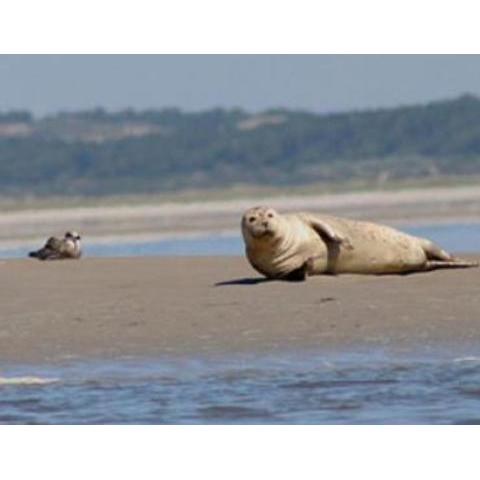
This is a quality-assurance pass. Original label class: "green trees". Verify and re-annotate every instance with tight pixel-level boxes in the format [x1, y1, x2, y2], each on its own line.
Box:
[1, 95, 480, 196]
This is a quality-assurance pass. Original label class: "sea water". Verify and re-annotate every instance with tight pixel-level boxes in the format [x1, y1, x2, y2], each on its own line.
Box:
[2, 348, 480, 424]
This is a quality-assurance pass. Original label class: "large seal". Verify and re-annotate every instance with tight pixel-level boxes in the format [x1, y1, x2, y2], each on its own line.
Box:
[29, 231, 82, 261]
[241, 206, 478, 280]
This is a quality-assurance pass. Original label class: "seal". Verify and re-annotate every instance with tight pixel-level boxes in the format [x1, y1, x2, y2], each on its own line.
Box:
[29, 231, 82, 261]
[241, 206, 478, 280]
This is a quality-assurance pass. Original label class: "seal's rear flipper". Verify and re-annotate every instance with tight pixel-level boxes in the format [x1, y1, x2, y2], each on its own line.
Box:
[28, 248, 51, 260]
[420, 239, 455, 261]
[423, 259, 479, 271]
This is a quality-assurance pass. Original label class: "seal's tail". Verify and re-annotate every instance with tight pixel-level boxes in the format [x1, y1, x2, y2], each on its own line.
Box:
[29, 249, 49, 260]
[423, 259, 479, 271]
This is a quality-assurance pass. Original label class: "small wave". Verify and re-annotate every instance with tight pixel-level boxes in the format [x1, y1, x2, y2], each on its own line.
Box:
[452, 356, 480, 363]
[0, 376, 58, 386]
[198, 405, 275, 420]
[281, 379, 397, 389]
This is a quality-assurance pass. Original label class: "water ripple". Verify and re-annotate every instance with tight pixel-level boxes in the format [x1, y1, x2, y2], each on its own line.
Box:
[2, 349, 480, 424]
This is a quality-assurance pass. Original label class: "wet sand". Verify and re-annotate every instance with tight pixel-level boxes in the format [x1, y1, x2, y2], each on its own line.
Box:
[1, 256, 479, 363]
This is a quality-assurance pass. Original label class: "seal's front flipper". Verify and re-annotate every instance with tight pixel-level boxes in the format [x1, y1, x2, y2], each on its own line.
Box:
[281, 257, 324, 281]
[282, 263, 308, 282]
[335, 235, 354, 250]
[307, 216, 354, 250]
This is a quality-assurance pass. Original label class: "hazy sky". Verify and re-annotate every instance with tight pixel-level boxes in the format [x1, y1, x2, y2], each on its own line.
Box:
[1, 55, 480, 116]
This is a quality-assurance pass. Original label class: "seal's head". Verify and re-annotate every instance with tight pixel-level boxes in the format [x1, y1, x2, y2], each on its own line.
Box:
[241, 206, 282, 243]
[65, 231, 81, 241]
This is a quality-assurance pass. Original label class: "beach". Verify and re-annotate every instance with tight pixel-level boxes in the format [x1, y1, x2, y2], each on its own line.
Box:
[1, 256, 479, 363]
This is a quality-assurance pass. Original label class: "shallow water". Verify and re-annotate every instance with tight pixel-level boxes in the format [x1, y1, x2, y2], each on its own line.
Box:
[2, 348, 480, 424]
[1, 222, 480, 258]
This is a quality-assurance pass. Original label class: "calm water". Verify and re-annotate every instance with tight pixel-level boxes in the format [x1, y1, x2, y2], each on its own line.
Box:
[2, 349, 480, 424]
[1, 222, 479, 424]
[1, 222, 480, 258]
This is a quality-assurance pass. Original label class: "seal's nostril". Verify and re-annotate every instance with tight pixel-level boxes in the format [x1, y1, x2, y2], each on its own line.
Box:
[262, 221, 269, 228]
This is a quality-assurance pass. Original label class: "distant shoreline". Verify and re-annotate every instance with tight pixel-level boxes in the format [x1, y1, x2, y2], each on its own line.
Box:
[2, 175, 480, 212]
[0, 184, 479, 247]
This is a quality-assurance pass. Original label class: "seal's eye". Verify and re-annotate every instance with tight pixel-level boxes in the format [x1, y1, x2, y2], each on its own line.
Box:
[248, 216, 256, 223]
[267, 213, 274, 218]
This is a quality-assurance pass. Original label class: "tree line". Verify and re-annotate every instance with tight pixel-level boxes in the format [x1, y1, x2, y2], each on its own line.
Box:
[1, 94, 480, 196]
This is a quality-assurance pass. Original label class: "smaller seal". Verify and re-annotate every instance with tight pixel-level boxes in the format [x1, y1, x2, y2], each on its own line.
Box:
[29, 231, 82, 260]
[241, 206, 478, 280]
